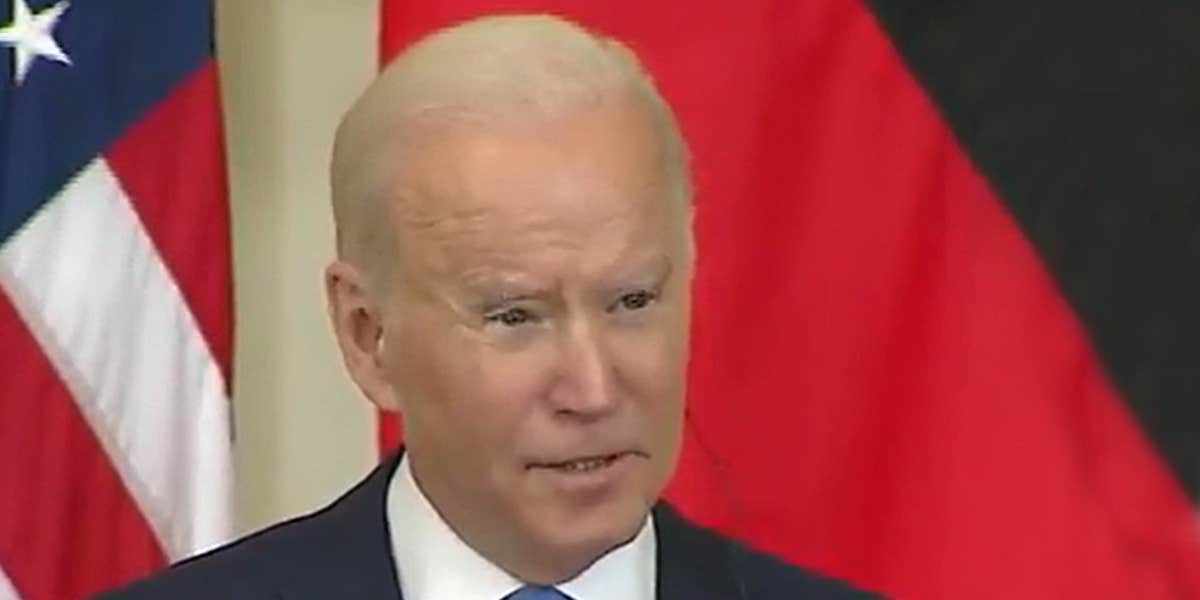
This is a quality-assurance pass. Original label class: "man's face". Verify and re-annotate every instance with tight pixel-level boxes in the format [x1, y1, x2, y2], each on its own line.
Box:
[378, 94, 690, 579]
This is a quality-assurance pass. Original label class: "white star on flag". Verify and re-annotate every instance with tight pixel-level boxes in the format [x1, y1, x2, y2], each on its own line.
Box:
[0, 0, 71, 85]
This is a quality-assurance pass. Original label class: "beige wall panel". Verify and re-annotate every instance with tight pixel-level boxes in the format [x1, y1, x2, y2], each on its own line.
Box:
[214, 0, 379, 535]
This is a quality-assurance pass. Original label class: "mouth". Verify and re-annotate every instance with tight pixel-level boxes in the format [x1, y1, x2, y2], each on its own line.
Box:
[528, 451, 645, 473]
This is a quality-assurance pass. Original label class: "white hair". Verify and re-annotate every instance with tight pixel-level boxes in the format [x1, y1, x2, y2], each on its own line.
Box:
[330, 13, 691, 275]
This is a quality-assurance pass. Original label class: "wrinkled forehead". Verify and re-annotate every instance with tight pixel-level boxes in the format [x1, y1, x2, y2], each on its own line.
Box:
[380, 95, 686, 263]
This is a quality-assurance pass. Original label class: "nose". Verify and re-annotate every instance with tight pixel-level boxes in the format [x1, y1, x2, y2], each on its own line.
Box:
[549, 315, 619, 420]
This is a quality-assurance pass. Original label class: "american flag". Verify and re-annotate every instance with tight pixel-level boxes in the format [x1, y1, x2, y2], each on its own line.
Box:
[0, 0, 233, 598]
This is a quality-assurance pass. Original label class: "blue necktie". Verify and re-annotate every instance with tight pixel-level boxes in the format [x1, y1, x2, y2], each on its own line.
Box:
[503, 585, 574, 600]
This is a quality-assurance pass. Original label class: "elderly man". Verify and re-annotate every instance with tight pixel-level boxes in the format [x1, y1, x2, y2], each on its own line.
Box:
[100, 14, 873, 600]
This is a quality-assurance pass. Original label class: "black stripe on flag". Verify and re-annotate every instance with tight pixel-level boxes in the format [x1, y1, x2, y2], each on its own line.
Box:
[861, 0, 1200, 499]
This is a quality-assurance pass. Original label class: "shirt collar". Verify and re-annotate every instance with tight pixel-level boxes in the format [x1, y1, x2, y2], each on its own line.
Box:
[387, 453, 656, 600]
[558, 517, 656, 600]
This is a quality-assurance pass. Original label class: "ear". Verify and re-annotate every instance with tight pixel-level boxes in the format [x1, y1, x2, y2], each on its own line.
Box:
[324, 260, 401, 412]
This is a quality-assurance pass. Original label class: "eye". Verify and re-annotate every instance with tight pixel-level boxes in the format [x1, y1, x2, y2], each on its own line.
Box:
[612, 290, 658, 312]
[485, 307, 536, 327]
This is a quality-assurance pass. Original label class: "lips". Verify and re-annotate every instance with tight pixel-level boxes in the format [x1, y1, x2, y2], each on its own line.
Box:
[528, 451, 643, 472]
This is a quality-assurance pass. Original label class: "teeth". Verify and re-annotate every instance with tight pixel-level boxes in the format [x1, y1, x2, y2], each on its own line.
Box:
[556, 456, 613, 472]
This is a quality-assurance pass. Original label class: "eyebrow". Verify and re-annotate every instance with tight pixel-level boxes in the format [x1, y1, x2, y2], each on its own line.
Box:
[458, 274, 557, 306]
[456, 253, 674, 303]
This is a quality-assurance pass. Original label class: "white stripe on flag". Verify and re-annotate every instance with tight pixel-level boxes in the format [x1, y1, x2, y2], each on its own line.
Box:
[0, 159, 233, 560]
[0, 566, 20, 600]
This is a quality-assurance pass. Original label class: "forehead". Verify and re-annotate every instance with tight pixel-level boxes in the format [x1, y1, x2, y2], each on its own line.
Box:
[386, 95, 681, 267]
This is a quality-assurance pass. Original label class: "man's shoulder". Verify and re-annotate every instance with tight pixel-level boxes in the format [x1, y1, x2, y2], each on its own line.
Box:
[734, 540, 879, 599]
[94, 458, 401, 600]
[93, 510, 326, 599]
[653, 503, 879, 599]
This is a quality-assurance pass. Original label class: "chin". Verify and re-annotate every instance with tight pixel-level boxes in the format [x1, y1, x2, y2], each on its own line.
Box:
[526, 492, 651, 582]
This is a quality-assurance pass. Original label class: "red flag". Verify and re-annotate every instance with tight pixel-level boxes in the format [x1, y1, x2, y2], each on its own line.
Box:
[377, 2, 1200, 597]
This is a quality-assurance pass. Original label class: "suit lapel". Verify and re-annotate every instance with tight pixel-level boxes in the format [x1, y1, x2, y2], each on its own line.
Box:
[653, 503, 744, 600]
[275, 452, 405, 600]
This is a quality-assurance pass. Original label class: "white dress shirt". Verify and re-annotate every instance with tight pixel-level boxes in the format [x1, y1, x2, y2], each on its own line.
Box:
[387, 454, 656, 600]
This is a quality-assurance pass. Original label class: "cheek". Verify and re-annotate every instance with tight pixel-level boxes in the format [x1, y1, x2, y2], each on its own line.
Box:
[612, 321, 688, 416]
[437, 332, 561, 445]
[386, 322, 493, 441]
[609, 328, 686, 497]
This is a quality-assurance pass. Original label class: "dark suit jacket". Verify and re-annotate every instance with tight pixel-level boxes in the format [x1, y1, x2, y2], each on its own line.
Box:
[96, 453, 877, 599]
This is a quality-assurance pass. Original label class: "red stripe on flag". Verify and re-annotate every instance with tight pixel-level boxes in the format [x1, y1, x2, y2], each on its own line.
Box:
[378, 2, 1200, 597]
[104, 60, 234, 387]
[0, 292, 166, 600]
